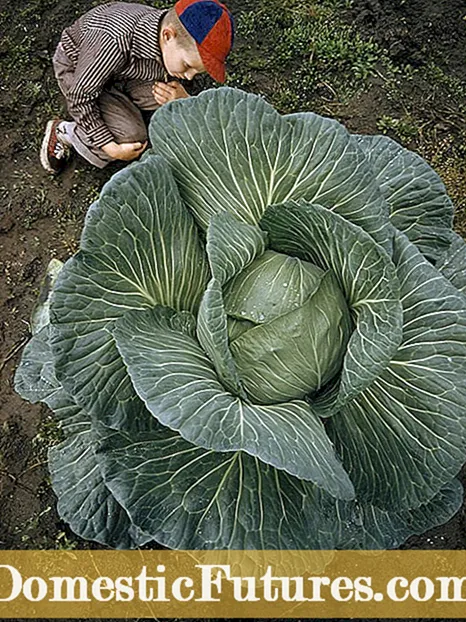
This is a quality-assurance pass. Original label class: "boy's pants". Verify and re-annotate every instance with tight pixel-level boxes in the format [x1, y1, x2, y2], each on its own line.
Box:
[53, 44, 158, 168]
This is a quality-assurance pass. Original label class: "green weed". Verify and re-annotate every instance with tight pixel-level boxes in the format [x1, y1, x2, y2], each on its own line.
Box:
[229, 0, 383, 112]
[376, 114, 420, 143]
[32, 415, 64, 464]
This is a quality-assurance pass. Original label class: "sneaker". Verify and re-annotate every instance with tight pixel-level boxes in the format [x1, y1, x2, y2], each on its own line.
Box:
[40, 119, 71, 174]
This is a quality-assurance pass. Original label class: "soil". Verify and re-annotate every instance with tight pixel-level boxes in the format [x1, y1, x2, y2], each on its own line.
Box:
[351, 0, 466, 80]
[0, 0, 465, 620]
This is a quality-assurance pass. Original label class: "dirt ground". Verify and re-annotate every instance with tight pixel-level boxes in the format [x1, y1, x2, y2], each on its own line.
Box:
[0, 0, 466, 616]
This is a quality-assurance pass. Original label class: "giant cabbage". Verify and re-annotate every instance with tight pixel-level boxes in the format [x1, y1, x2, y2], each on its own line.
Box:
[15, 88, 466, 550]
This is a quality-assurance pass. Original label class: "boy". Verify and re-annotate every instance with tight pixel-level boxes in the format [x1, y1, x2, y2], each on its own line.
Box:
[41, 0, 234, 174]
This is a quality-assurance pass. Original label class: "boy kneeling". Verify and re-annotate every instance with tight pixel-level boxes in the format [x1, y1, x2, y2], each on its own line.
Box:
[41, 0, 234, 173]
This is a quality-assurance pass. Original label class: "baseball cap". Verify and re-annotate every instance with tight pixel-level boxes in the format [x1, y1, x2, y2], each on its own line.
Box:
[175, 0, 234, 83]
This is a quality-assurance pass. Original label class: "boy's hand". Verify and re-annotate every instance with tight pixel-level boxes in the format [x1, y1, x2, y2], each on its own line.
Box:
[102, 141, 147, 161]
[152, 81, 189, 105]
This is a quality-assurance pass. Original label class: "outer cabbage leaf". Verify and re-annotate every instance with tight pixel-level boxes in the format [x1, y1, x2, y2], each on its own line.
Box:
[113, 306, 354, 498]
[15, 325, 62, 405]
[436, 231, 466, 296]
[261, 200, 403, 410]
[30, 259, 64, 335]
[96, 422, 462, 550]
[14, 324, 150, 548]
[49, 425, 152, 549]
[328, 232, 466, 510]
[50, 156, 209, 429]
[337, 479, 463, 549]
[283, 112, 392, 254]
[96, 423, 346, 550]
[148, 88, 392, 254]
[355, 134, 454, 261]
[14, 325, 86, 436]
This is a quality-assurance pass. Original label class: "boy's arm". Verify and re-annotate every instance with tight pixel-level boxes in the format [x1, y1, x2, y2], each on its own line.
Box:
[65, 30, 127, 148]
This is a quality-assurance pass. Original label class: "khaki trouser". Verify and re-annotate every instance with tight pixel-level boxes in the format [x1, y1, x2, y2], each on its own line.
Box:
[53, 44, 158, 168]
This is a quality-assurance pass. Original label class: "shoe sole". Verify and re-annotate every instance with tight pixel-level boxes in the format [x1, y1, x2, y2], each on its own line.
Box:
[40, 120, 59, 174]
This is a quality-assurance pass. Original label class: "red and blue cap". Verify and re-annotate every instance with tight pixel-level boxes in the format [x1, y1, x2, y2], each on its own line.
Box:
[175, 0, 234, 83]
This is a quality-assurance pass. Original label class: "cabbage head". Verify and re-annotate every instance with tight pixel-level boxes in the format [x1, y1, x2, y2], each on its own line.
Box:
[15, 88, 466, 550]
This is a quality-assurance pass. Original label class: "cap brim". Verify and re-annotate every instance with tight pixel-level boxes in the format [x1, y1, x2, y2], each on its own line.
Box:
[198, 46, 226, 83]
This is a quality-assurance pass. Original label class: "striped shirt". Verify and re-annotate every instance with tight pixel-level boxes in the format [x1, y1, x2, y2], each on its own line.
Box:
[59, 2, 168, 147]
